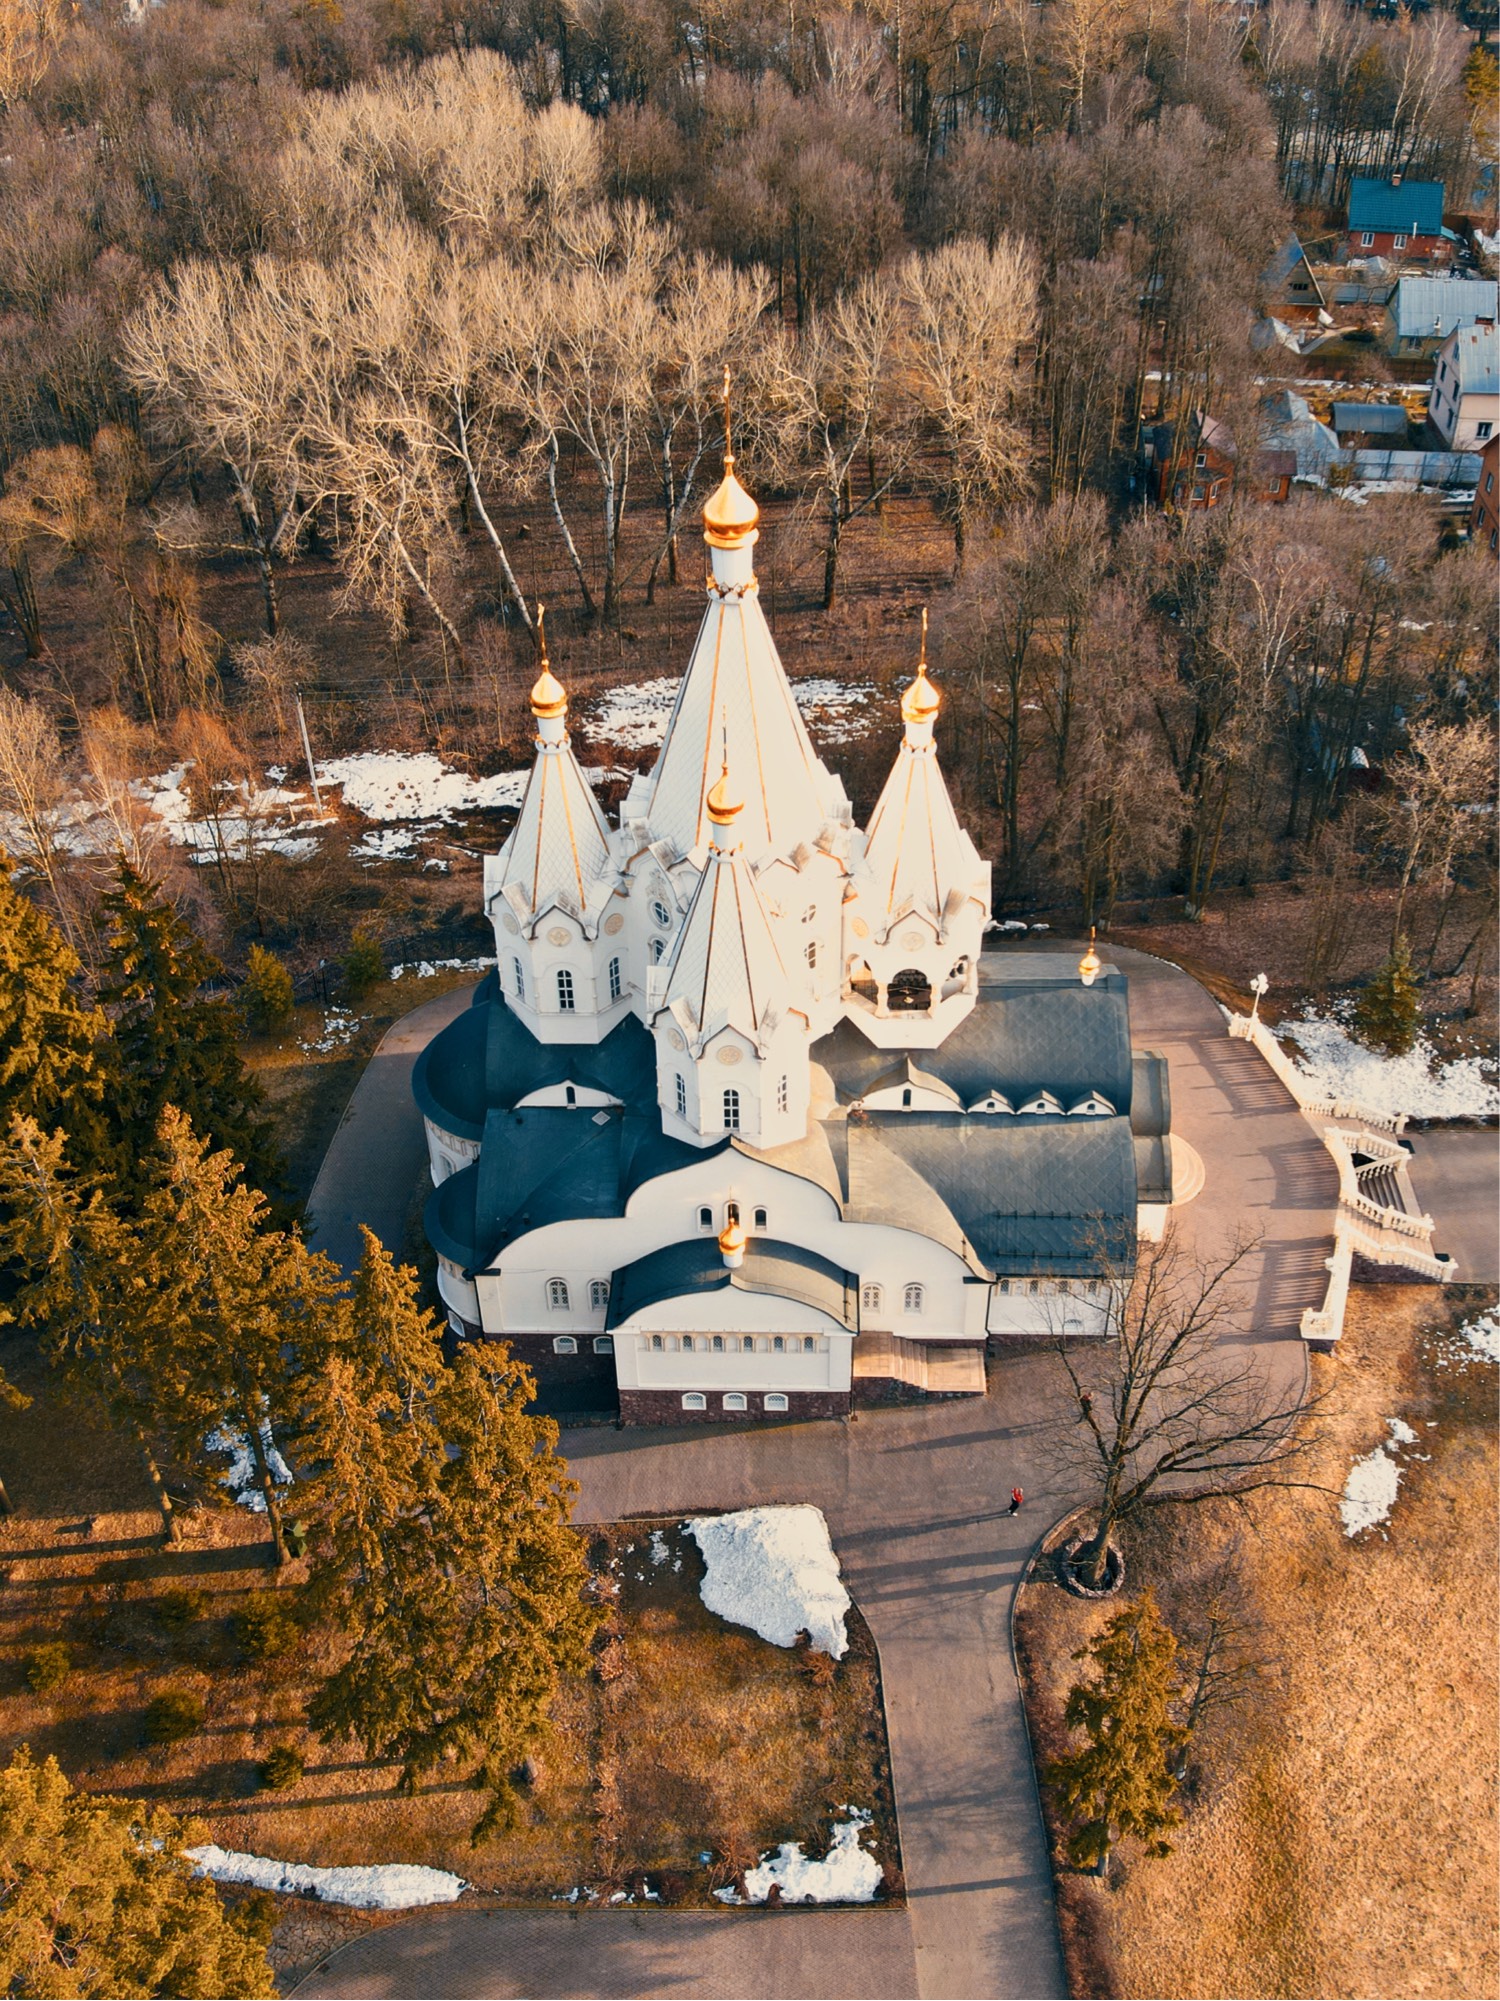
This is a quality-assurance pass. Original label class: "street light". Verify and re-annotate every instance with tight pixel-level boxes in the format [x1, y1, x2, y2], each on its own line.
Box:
[1249, 973, 1269, 1022]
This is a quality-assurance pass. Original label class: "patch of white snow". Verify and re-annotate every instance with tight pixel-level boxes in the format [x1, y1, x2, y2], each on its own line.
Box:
[717, 1809, 881, 1906]
[205, 1426, 292, 1514]
[316, 752, 528, 822]
[685, 1505, 850, 1658]
[186, 1845, 465, 1909]
[1278, 1005, 1499, 1120]
[1340, 1416, 1420, 1537]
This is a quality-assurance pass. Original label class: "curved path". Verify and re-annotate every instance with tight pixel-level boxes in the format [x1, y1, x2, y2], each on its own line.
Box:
[299, 946, 1336, 2001]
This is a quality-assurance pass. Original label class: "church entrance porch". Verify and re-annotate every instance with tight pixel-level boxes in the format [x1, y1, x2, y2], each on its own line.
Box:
[851, 1332, 987, 1402]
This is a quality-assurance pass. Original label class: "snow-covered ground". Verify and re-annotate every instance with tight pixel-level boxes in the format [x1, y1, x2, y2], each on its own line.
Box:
[1430, 1306, 1500, 1374]
[1278, 1006, 1500, 1120]
[685, 1505, 850, 1658]
[314, 752, 529, 821]
[186, 1845, 466, 1909]
[205, 1425, 292, 1514]
[299, 1008, 369, 1053]
[389, 956, 495, 981]
[1340, 1416, 1420, 1537]
[579, 676, 874, 755]
[714, 1808, 881, 1905]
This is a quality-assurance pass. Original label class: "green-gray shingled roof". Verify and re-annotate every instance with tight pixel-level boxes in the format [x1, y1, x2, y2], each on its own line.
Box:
[606, 1238, 858, 1332]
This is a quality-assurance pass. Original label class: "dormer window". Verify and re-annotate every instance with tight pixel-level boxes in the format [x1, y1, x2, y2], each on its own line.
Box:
[565, 1084, 576, 1105]
[1018, 1091, 1063, 1116]
[722, 1088, 741, 1131]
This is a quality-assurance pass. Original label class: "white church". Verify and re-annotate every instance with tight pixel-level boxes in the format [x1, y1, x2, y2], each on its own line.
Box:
[416, 444, 1173, 1423]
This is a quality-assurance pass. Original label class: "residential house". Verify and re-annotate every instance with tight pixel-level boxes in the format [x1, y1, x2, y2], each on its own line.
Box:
[1470, 433, 1499, 551]
[1249, 450, 1297, 504]
[1346, 175, 1448, 263]
[1383, 276, 1499, 356]
[1429, 320, 1499, 450]
[1260, 390, 1341, 484]
[1140, 415, 1236, 511]
[1260, 235, 1327, 315]
[1330, 402, 1410, 449]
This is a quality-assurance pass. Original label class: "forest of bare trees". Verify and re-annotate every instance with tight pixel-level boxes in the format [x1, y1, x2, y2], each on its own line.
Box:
[0, 0, 1494, 1009]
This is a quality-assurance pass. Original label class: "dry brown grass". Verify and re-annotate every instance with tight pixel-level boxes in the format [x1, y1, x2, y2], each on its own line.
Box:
[1016, 1283, 1500, 2001]
[0, 1368, 898, 1983]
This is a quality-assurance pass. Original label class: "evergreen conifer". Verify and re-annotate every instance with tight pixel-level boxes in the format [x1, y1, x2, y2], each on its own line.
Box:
[0, 859, 114, 1189]
[303, 1232, 599, 1840]
[1353, 936, 1422, 1057]
[341, 926, 384, 1000]
[0, 1746, 275, 1998]
[1046, 1590, 1187, 1878]
[240, 945, 295, 1036]
[97, 864, 284, 1202]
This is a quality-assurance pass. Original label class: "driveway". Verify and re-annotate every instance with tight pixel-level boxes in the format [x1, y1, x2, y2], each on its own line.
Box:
[299, 943, 1337, 2001]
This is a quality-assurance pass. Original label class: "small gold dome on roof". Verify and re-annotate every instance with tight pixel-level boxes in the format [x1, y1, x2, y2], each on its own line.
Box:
[529, 606, 567, 719]
[706, 760, 743, 827]
[703, 366, 760, 550]
[901, 609, 941, 725]
[718, 1218, 747, 1257]
[1079, 928, 1102, 987]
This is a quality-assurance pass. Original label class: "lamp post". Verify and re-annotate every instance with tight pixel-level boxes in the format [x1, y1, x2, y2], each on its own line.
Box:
[1249, 973, 1269, 1022]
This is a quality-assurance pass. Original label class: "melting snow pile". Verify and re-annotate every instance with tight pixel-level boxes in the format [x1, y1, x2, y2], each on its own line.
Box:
[390, 956, 495, 981]
[299, 1008, 367, 1054]
[685, 1505, 850, 1658]
[1340, 1417, 1418, 1537]
[714, 1809, 880, 1906]
[206, 1426, 292, 1514]
[186, 1845, 466, 1910]
[1278, 1006, 1500, 1120]
[315, 753, 529, 822]
[1431, 1306, 1500, 1373]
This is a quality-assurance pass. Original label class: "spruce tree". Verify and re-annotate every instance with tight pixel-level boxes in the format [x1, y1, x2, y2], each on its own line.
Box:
[0, 858, 114, 1191]
[303, 1233, 600, 1840]
[97, 864, 284, 1203]
[239, 945, 295, 1036]
[1046, 1590, 1187, 1878]
[0, 1116, 179, 1542]
[1353, 935, 1422, 1058]
[134, 1108, 341, 1563]
[0, 1746, 275, 1999]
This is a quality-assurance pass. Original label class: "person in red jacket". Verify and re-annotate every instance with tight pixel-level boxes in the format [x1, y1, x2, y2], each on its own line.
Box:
[1008, 1487, 1024, 1515]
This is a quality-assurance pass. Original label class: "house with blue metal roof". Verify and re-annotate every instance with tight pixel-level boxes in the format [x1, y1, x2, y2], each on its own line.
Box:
[1346, 175, 1448, 263]
[414, 445, 1176, 1425]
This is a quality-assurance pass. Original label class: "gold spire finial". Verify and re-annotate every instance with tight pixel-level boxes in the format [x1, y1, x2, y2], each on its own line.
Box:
[529, 603, 568, 720]
[1079, 926, 1102, 987]
[722, 362, 733, 464]
[706, 758, 743, 828]
[901, 608, 941, 726]
[703, 368, 760, 550]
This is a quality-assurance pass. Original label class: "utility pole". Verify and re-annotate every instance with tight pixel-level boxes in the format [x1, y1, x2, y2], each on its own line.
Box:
[295, 689, 324, 812]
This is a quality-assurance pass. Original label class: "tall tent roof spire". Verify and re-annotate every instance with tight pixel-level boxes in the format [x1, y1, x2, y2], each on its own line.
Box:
[495, 604, 612, 917]
[661, 838, 791, 1043]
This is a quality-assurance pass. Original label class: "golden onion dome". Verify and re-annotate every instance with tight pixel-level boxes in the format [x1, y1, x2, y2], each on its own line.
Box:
[901, 609, 941, 725]
[529, 605, 567, 719]
[718, 1218, 747, 1258]
[706, 761, 743, 827]
[703, 457, 761, 549]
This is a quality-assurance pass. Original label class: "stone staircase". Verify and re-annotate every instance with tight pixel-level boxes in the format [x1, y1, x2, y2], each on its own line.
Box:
[852, 1332, 987, 1397]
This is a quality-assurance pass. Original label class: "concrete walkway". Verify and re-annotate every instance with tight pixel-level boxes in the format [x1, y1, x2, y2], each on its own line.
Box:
[1403, 1129, 1500, 1284]
[299, 943, 1337, 2001]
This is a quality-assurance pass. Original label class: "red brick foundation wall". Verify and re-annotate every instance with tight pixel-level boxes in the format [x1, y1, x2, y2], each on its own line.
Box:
[619, 1388, 851, 1426]
[460, 1328, 618, 1396]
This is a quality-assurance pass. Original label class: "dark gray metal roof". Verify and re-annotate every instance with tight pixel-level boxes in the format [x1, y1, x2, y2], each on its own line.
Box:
[1330, 402, 1408, 436]
[607, 1238, 858, 1331]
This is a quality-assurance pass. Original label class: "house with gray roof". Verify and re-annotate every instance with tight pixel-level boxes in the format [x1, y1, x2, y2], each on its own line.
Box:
[1383, 276, 1498, 356]
[414, 449, 1176, 1424]
[1429, 320, 1499, 451]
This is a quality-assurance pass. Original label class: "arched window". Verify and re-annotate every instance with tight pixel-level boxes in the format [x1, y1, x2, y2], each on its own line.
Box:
[698, 1205, 713, 1229]
[802, 904, 816, 923]
[805, 942, 818, 970]
[741, 1336, 758, 1353]
[608, 957, 622, 1001]
[712, 1334, 724, 1352]
[513, 958, 525, 1000]
[650, 1334, 664, 1350]
[676, 1075, 688, 1118]
[889, 968, 931, 1013]
[903, 1282, 925, 1313]
[753, 1206, 768, 1230]
[556, 968, 575, 1011]
[652, 899, 672, 928]
[726, 1201, 740, 1225]
[682, 1393, 706, 1410]
[861, 1283, 883, 1313]
[722, 1088, 741, 1131]
[765, 1393, 789, 1412]
[547, 1278, 570, 1310]
[565, 1084, 577, 1106]
[723, 1393, 747, 1412]
[777, 1075, 788, 1114]
[593, 1335, 614, 1354]
[589, 1279, 609, 1311]
[682, 1335, 694, 1352]
[552, 1335, 577, 1354]
[901, 1087, 913, 1107]
[802, 1337, 816, 1353]
[650, 937, 665, 963]
[772, 1336, 785, 1353]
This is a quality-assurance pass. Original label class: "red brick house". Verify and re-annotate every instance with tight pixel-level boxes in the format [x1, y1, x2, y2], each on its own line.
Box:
[1473, 433, 1499, 553]
[1141, 416, 1236, 511]
[1346, 175, 1448, 264]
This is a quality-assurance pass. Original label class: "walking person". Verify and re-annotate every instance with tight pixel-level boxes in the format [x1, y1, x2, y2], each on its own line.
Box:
[1008, 1487, 1024, 1516]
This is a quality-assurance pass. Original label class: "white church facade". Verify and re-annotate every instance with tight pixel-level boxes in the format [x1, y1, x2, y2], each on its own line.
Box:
[415, 444, 1173, 1423]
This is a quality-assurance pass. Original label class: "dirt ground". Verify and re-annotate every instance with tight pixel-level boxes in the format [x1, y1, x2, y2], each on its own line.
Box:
[1016, 1283, 1500, 2001]
[0, 1358, 898, 1987]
